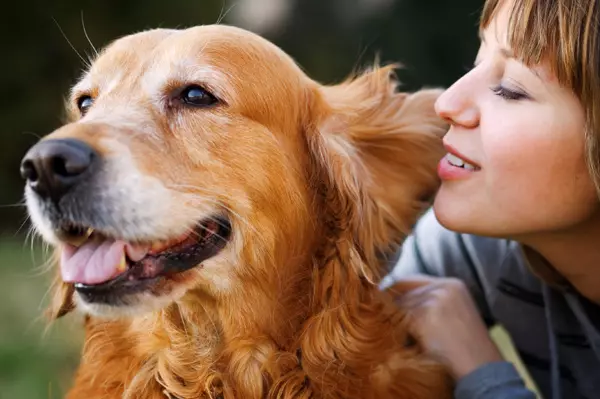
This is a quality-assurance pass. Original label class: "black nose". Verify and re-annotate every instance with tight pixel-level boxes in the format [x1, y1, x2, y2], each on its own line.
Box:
[20, 139, 98, 201]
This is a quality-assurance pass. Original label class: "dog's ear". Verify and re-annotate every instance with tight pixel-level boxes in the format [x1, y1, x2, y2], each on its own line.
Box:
[47, 249, 75, 320]
[296, 68, 450, 394]
[306, 65, 447, 278]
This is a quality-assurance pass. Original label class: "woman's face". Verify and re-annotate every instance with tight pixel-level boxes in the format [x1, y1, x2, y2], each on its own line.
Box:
[433, 2, 598, 238]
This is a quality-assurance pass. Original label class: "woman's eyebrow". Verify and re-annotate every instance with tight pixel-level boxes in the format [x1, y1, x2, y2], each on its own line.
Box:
[481, 33, 544, 82]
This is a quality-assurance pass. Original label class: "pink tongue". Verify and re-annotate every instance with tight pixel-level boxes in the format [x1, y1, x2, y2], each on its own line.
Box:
[61, 240, 149, 285]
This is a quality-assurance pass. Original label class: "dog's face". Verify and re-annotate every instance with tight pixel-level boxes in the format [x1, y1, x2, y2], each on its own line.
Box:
[22, 25, 446, 318]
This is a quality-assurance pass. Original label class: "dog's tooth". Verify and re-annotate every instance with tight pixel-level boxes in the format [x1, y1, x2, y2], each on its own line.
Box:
[60, 227, 94, 248]
[148, 232, 192, 255]
[64, 237, 84, 247]
[150, 241, 166, 254]
[116, 253, 127, 273]
[63, 229, 94, 248]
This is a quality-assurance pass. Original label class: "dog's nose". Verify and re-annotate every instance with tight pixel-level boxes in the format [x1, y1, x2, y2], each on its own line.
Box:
[20, 139, 98, 201]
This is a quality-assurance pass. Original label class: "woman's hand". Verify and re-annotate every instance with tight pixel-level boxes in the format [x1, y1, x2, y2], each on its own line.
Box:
[391, 275, 504, 379]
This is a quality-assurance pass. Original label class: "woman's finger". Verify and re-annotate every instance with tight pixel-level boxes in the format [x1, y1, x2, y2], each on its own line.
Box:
[387, 274, 441, 296]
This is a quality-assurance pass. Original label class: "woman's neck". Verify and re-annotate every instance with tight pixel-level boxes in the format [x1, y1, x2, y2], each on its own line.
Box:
[520, 210, 600, 304]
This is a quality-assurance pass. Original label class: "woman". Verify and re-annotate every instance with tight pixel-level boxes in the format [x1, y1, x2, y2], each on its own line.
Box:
[382, 0, 600, 398]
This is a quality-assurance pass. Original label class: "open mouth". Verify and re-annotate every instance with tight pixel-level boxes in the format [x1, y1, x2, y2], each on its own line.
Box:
[445, 153, 480, 171]
[58, 217, 231, 303]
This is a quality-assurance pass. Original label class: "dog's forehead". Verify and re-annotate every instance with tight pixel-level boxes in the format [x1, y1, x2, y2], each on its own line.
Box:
[147, 25, 305, 87]
[80, 25, 305, 95]
[162, 25, 291, 63]
[86, 29, 175, 80]
[69, 29, 173, 98]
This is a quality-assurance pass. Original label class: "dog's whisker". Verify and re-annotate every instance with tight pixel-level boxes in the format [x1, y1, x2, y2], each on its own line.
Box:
[16, 215, 32, 237]
[172, 184, 237, 202]
[197, 215, 231, 236]
[167, 185, 241, 211]
[25, 226, 52, 274]
[51, 16, 92, 69]
[38, 278, 58, 319]
[0, 201, 26, 209]
[186, 225, 228, 245]
[29, 255, 56, 277]
[198, 198, 259, 237]
[42, 240, 52, 258]
[23, 224, 34, 256]
[175, 302, 190, 340]
[21, 130, 43, 140]
[216, 1, 237, 25]
[81, 11, 99, 58]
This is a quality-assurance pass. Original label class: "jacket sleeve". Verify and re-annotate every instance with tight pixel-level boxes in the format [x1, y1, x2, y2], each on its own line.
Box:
[454, 362, 537, 399]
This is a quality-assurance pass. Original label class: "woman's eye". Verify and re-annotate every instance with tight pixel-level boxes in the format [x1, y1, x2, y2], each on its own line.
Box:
[490, 85, 529, 101]
[77, 95, 94, 114]
[180, 85, 218, 107]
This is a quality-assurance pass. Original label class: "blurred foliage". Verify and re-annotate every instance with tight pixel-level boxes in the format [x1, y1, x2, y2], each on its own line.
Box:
[0, 239, 83, 397]
[0, 0, 482, 234]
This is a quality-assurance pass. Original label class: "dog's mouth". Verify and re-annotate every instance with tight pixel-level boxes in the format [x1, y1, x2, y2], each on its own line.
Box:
[57, 217, 231, 302]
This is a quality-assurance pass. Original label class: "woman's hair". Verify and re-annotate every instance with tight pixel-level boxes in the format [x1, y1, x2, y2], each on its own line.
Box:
[481, 0, 600, 194]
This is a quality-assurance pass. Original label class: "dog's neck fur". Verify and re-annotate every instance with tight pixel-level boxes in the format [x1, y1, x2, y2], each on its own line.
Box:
[68, 189, 450, 399]
[74, 255, 390, 399]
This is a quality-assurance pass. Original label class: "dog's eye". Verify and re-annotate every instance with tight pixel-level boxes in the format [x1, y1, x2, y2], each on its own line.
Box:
[77, 95, 94, 115]
[180, 85, 218, 107]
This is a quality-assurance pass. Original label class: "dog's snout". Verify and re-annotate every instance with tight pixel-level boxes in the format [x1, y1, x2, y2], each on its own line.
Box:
[21, 139, 98, 201]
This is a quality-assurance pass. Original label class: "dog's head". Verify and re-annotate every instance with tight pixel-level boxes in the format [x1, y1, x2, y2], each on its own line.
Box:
[22, 25, 447, 319]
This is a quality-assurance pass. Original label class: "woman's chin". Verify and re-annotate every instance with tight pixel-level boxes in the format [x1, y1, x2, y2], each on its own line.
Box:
[433, 190, 484, 235]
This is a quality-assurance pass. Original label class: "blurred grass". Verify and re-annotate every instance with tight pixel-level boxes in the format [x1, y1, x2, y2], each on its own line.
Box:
[0, 236, 541, 398]
[0, 237, 82, 399]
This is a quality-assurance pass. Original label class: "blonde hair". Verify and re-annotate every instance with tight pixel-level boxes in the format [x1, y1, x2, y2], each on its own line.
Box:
[481, 0, 600, 193]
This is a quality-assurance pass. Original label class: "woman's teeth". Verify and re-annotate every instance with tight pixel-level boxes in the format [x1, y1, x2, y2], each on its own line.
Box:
[446, 153, 478, 170]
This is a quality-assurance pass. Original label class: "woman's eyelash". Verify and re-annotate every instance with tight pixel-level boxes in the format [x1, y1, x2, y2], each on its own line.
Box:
[490, 85, 529, 101]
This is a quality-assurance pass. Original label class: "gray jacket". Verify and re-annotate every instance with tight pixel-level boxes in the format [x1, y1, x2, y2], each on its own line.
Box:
[381, 209, 600, 399]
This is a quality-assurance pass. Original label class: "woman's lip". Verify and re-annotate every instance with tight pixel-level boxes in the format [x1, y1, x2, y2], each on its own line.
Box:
[443, 143, 481, 169]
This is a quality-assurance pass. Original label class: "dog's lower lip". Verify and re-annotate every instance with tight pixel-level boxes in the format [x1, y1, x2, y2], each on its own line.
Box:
[72, 217, 232, 304]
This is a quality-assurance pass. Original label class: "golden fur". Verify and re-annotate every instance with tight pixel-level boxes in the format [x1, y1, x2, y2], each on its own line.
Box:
[27, 25, 451, 398]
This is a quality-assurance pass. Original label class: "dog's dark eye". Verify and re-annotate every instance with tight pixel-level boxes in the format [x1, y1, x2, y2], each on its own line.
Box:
[77, 95, 94, 114]
[180, 85, 218, 107]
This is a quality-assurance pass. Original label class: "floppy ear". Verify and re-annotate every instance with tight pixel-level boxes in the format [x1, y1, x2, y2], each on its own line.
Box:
[282, 69, 451, 397]
[307, 65, 447, 278]
[47, 248, 75, 320]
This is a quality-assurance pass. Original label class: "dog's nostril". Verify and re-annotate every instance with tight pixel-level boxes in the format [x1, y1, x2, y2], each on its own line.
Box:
[20, 138, 99, 201]
[20, 159, 39, 182]
[51, 153, 91, 177]
[52, 156, 68, 177]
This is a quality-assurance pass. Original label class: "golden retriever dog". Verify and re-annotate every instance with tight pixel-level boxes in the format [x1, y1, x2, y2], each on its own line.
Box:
[21, 25, 451, 398]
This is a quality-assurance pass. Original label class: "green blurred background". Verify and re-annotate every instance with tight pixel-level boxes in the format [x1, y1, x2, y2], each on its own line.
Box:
[1, 0, 485, 397]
